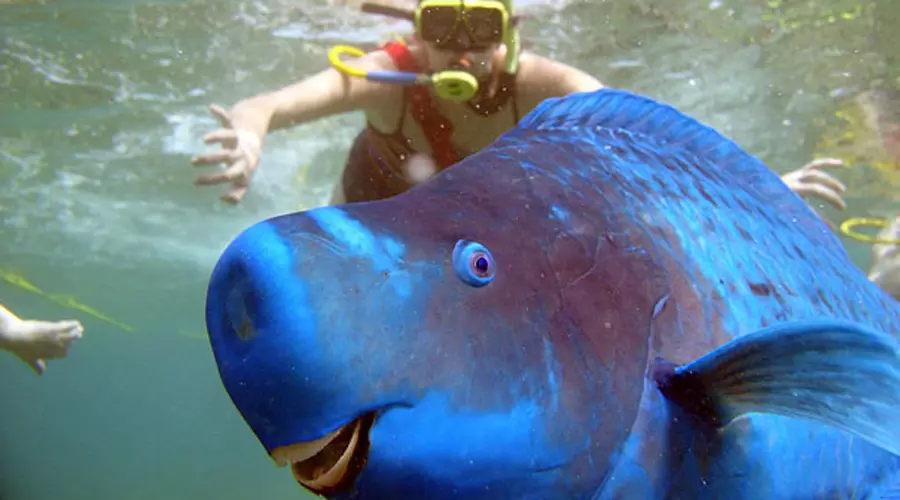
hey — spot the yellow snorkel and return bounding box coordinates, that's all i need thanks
[498,0,520,74]
[329,0,521,102]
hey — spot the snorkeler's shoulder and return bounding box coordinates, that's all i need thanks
[514,51,604,114]
[352,45,412,72]
[352,46,413,130]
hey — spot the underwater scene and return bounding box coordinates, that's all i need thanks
[2,0,899,499]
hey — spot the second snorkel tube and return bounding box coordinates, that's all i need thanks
[328,1,521,102]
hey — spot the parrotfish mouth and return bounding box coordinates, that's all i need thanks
[269,413,376,495]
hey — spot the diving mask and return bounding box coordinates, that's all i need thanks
[330,0,520,102]
[415,0,509,53]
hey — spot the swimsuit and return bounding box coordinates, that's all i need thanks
[338,41,520,203]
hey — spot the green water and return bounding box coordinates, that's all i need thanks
[1,1,898,499]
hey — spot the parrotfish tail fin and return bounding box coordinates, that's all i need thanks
[516,88,797,199]
[652,320,900,456]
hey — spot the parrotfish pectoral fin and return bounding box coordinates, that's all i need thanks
[652,320,900,456]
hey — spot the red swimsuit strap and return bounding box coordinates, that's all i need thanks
[381,41,461,170]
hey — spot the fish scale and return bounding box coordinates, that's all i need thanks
[506,92,900,339]
[504,90,900,497]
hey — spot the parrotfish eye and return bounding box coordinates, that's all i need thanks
[452,239,496,287]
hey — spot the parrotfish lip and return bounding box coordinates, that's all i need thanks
[270,413,376,495]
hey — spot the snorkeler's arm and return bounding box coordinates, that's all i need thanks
[192,49,403,203]
[515,53,604,115]
[228,49,401,136]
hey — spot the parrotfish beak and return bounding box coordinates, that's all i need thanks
[204,211,405,494]
[269,414,373,493]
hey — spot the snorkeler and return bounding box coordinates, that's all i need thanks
[191,0,603,204]
[191,0,859,213]
[0,303,83,375]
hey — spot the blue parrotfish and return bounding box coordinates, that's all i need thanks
[204,88,900,499]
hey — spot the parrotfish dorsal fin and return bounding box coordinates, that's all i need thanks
[652,320,900,456]
[516,88,773,185]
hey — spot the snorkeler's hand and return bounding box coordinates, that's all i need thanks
[0,311,83,376]
[782,158,848,210]
[191,104,263,204]
[869,214,900,300]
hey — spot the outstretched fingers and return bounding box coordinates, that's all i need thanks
[194,162,246,186]
[209,104,234,128]
[802,168,847,195]
[191,149,242,167]
[800,183,847,210]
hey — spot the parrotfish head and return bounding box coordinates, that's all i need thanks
[205,141,672,499]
